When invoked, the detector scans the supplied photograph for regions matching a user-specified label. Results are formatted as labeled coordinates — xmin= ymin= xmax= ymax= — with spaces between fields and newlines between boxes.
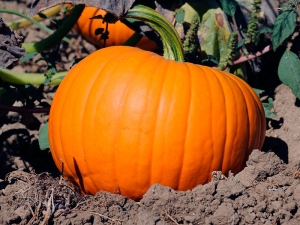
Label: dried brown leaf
xmin=0 ymin=18 xmax=25 ymax=68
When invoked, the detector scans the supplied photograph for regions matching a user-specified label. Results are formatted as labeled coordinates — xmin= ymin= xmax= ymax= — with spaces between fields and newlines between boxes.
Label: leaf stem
xmin=233 ymin=45 xmax=271 ymax=65
xmin=22 ymin=4 xmax=85 ymax=54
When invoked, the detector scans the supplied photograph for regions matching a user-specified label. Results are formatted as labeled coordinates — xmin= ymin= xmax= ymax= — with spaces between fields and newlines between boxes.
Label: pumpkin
xmin=48 ymin=45 xmax=266 ymax=200
xmin=75 ymin=7 xmax=157 ymax=51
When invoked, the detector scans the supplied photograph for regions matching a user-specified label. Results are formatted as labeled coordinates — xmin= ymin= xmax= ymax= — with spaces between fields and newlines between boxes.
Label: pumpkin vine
xmin=22 ymin=5 xmax=85 ymax=54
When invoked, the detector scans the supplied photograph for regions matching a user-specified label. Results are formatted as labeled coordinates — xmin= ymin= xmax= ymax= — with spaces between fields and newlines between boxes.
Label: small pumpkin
xmin=75 ymin=7 xmax=157 ymax=51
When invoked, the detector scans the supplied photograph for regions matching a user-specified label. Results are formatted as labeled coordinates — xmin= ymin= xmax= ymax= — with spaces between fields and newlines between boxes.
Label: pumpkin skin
xmin=48 ymin=46 xmax=266 ymax=200
xmin=75 ymin=7 xmax=157 ymax=51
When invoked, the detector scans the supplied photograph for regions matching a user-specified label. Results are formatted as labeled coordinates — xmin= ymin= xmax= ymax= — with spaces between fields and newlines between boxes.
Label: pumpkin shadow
xmin=261 ymin=136 xmax=288 ymax=164
xmin=295 ymin=98 xmax=300 ymax=107
xmin=73 ymin=158 xmax=85 ymax=193
xmin=0 ymin=127 xmax=58 ymax=179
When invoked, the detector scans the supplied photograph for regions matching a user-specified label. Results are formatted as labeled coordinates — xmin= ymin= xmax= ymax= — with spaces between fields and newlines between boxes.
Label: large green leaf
xmin=272 ymin=9 xmax=297 ymax=51
xmin=156 ymin=0 xmax=232 ymax=63
xmin=194 ymin=0 xmax=232 ymax=62
xmin=278 ymin=50 xmax=300 ymax=99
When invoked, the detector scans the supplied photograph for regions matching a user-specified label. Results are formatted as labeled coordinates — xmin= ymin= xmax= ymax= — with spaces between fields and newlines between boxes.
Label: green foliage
xmin=183 ymin=17 xmax=200 ymax=55
xmin=245 ymin=0 xmax=262 ymax=44
xmin=253 ymin=88 xmax=277 ymax=119
xmin=38 ymin=122 xmax=50 ymax=150
xmin=166 ymin=0 xmax=232 ymax=65
xmin=262 ymin=98 xmax=277 ymax=119
xmin=202 ymin=55 xmax=219 ymax=67
xmin=272 ymin=9 xmax=297 ymax=51
xmin=218 ymin=0 xmax=238 ymax=17
xmin=278 ymin=50 xmax=300 ymax=99
xmin=34 ymin=58 xmax=57 ymax=84
xmin=218 ymin=31 xmax=239 ymax=70
xmin=174 ymin=8 xmax=185 ymax=24
xmin=20 ymin=52 xmax=37 ymax=63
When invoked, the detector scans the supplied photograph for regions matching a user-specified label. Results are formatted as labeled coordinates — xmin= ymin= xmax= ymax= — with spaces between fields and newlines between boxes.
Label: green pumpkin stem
xmin=124 ymin=5 xmax=184 ymax=62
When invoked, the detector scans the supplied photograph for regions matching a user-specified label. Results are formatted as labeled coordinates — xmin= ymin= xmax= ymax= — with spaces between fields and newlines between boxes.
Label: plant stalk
xmin=7 ymin=5 xmax=62 ymax=29
xmin=22 ymin=4 xmax=85 ymax=54
xmin=0 ymin=68 xmax=66 ymax=85
xmin=0 ymin=7 xmax=70 ymax=43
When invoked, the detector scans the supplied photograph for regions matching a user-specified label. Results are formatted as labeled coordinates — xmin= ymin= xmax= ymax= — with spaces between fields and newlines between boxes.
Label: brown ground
xmin=1 ymin=1 xmax=300 ymax=224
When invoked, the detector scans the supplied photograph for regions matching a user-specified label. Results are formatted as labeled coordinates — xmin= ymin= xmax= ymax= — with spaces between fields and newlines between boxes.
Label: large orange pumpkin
xmin=48 ymin=46 xmax=266 ymax=200
xmin=75 ymin=7 xmax=157 ymax=51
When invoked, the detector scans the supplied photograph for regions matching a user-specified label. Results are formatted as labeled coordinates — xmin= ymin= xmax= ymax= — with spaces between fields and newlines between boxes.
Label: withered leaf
xmin=0 ymin=18 xmax=25 ymax=68
xmin=28 ymin=0 xmax=135 ymax=18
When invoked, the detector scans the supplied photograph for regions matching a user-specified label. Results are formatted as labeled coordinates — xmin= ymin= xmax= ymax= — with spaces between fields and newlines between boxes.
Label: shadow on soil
xmin=262 ymin=136 xmax=289 ymax=164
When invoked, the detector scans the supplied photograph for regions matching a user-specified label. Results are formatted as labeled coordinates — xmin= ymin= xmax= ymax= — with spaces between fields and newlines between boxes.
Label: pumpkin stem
xmin=124 ymin=5 xmax=184 ymax=62
xmin=0 ymin=67 xmax=66 ymax=85
xmin=22 ymin=5 xmax=85 ymax=54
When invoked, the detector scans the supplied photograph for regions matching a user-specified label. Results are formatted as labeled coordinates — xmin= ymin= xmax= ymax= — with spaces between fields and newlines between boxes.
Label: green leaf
xmin=39 ymin=122 xmax=50 ymax=150
xmin=218 ymin=0 xmax=238 ymax=17
xmin=20 ymin=52 xmax=37 ymax=63
xmin=202 ymin=55 xmax=219 ymax=67
xmin=174 ymin=8 xmax=185 ymax=24
xmin=252 ymin=88 xmax=264 ymax=97
xmin=236 ymin=39 xmax=245 ymax=50
xmin=262 ymin=98 xmax=277 ymax=119
xmin=278 ymin=50 xmax=300 ymax=99
xmin=272 ymin=9 xmax=297 ymax=51
xmin=259 ymin=27 xmax=273 ymax=35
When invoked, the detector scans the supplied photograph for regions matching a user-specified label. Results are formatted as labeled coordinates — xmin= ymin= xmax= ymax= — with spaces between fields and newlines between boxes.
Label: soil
xmin=1 ymin=1 xmax=300 ymax=224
